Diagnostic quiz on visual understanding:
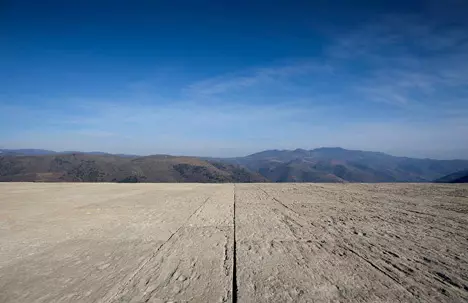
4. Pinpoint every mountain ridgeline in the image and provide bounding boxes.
[217,147,468,183]
[1,147,468,183]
